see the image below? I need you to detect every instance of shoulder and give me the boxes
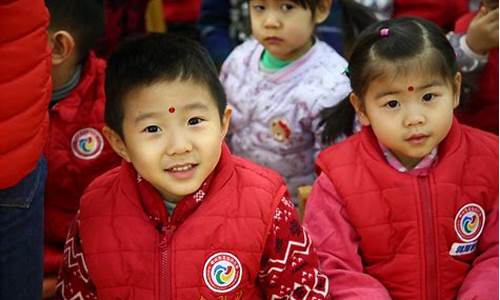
[460,123,499,156]
[80,165,122,212]
[222,38,260,67]
[231,154,287,194]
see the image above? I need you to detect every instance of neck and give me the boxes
[51,62,78,90]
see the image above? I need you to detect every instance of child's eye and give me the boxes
[143,125,160,133]
[422,93,435,102]
[384,100,400,109]
[252,4,265,11]
[281,3,295,11]
[188,117,204,126]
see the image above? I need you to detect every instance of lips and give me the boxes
[165,163,198,179]
[405,133,430,144]
[264,36,283,44]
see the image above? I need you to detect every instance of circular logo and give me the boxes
[71,128,104,160]
[454,203,485,242]
[203,252,242,293]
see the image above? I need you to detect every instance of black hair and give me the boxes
[320,17,459,145]
[337,0,378,58]
[105,33,227,138]
[45,0,104,63]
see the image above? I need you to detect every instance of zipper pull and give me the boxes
[159,225,176,248]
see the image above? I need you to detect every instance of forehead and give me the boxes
[122,79,217,116]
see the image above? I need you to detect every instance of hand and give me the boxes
[465,7,499,55]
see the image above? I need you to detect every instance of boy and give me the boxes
[43,0,121,296]
[55,33,330,300]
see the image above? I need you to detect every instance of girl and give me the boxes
[304,17,498,299]
[220,0,352,204]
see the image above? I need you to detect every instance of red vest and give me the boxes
[317,120,498,299]
[0,0,51,188]
[43,53,121,273]
[454,12,499,134]
[79,145,286,299]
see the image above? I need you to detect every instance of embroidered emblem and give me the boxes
[203,252,242,293]
[449,241,478,256]
[271,118,291,142]
[71,128,104,160]
[454,203,485,242]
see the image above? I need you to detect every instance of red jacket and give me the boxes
[315,120,498,299]
[79,145,287,299]
[163,0,201,23]
[393,0,469,31]
[454,12,499,134]
[0,0,52,188]
[43,53,121,274]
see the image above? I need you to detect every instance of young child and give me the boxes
[220,0,351,204]
[304,17,498,299]
[55,33,330,300]
[43,0,122,296]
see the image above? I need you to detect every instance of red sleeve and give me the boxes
[259,193,330,299]
[54,214,98,300]
[303,173,391,299]
[458,199,499,299]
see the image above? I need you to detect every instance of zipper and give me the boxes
[159,223,175,300]
[417,176,438,300]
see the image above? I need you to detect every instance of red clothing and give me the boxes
[305,120,498,299]
[56,145,330,300]
[163,0,201,23]
[43,53,122,274]
[0,0,51,188]
[97,0,148,57]
[393,0,469,31]
[454,12,499,134]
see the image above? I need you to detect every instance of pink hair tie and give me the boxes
[379,27,390,37]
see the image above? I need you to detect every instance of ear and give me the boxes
[452,72,462,109]
[349,93,370,126]
[314,0,332,24]
[220,105,233,139]
[49,30,76,66]
[102,126,131,162]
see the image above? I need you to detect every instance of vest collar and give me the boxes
[119,143,234,230]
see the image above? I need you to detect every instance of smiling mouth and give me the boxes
[166,164,197,172]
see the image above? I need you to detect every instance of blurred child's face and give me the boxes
[351,70,461,170]
[110,79,231,202]
[249,0,328,60]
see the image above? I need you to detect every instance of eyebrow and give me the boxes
[133,102,210,124]
[374,80,443,100]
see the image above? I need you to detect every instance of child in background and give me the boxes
[220,0,351,204]
[43,0,122,297]
[304,17,498,299]
[55,34,330,300]
[454,0,498,133]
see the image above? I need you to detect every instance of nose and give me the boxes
[403,105,426,127]
[263,11,281,28]
[165,131,192,156]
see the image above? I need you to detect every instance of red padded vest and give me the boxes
[79,145,286,299]
[0,0,51,188]
[316,119,498,299]
[43,53,121,273]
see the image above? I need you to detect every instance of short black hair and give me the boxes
[45,0,104,63]
[105,33,227,138]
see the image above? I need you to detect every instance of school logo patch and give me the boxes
[71,128,104,160]
[454,203,485,242]
[203,252,242,293]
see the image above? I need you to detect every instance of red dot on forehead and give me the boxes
[168,107,175,113]
[408,86,414,92]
